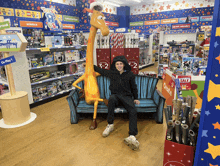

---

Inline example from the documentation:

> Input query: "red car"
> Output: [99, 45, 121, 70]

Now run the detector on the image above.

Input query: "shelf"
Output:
[26, 45, 87, 51]
[29, 59, 86, 70]
[0, 79, 8, 87]
[31, 72, 84, 86]
[34, 87, 75, 103]
[139, 63, 155, 69]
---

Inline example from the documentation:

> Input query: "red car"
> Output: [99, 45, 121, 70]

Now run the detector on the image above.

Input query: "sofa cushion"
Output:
[77, 98, 157, 112]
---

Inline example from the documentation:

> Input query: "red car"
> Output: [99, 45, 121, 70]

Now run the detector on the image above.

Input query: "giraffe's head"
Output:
[84, 6, 109, 36]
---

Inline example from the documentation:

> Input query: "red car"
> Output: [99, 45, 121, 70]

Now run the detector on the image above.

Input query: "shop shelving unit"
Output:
[26, 45, 87, 104]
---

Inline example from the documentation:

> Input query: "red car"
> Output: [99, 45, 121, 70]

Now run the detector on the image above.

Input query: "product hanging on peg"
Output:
[182, 124, 189, 145]
[189, 129, 197, 146]
[172, 99, 177, 117]
[175, 120, 182, 144]
[166, 120, 175, 141]
[189, 96, 197, 125]
[164, 107, 169, 127]
[176, 99, 183, 121]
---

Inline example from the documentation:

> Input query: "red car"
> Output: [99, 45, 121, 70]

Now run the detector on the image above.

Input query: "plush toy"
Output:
[72, 1, 109, 130]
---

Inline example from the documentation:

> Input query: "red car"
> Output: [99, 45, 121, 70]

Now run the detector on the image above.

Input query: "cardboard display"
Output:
[163, 139, 195, 166]
[96, 48, 111, 70]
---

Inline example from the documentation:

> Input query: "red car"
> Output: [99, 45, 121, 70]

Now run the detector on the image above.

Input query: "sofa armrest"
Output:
[66, 88, 80, 124]
[153, 89, 166, 124]
[153, 89, 164, 105]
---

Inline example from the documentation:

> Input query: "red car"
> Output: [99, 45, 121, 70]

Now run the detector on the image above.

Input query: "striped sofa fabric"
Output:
[67, 75, 166, 124]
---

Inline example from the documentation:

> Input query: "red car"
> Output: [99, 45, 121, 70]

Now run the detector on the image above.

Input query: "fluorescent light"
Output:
[133, 0, 141, 2]
[104, 1, 121, 7]
[154, 0, 171, 2]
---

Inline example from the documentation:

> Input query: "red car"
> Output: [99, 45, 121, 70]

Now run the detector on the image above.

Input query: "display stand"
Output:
[162, 69, 205, 109]
[0, 16, 36, 128]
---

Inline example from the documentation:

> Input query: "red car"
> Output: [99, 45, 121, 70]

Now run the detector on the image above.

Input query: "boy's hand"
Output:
[134, 100, 140, 105]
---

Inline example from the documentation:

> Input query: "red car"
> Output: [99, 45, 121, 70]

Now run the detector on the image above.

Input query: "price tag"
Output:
[40, 47, 50, 52]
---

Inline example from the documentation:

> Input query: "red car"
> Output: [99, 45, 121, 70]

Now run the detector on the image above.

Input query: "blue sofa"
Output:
[67, 75, 165, 124]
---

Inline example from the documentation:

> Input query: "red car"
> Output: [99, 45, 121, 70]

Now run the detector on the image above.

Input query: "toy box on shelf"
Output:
[152, 32, 160, 62]
[139, 35, 151, 67]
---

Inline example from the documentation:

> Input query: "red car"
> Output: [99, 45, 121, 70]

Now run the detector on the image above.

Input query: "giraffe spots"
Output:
[88, 38, 91, 43]
[84, 80, 87, 86]
[86, 91, 89, 96]
[93, 72, 96, 77]
[85, 74, 88, 78]
[92, 94, 96, 98]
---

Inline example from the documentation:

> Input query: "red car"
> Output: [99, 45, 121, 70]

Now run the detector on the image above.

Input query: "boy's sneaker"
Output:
[102, 124, 114, 137]
[124, 135, 139, 150]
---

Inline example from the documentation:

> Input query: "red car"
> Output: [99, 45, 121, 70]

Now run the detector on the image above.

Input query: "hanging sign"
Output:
[41, 6, 62, 31]
[161, 18, 178, 24]
[0, 7, 14, 16]
[0, 34, 27, 52]
[144, 20, 160, 25]
[130, 21, 144, 26]
[63, 15, 79, 23]
[20, 21, 43, 28]
[200, 15, 213, 22]
[0, 56, 16, 66]
[0, 21, 10, 30]
[172, 24, 191, 30]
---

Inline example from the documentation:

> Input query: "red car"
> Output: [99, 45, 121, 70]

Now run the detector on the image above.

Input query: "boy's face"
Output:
[115, 61, 124, 72]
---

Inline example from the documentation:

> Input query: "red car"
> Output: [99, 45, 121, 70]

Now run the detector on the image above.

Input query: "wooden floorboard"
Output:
[0, 62, 167, 166]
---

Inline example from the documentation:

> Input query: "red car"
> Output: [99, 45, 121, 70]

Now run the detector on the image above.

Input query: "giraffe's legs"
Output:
[72, 74, 85, 90]
[90, 100, 99, 130]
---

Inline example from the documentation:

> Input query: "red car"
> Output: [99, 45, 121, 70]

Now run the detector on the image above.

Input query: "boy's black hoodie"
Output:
[94, 56, 138, 100]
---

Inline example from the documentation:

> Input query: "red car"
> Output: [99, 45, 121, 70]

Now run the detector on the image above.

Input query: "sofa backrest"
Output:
[77, 75, 158, 99]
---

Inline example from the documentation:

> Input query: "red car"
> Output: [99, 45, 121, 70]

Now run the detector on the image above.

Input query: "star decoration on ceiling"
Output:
[209, 164, 218, 166]
[205, 110, 211, 116]
[175, 2, 179, 6]
[213, 122, 220, 130]
[202, 130, 208, 137]
[185, 3, 189, 7]
[214, 41, 219, 48]
[215, 104, 220, 110]
[215, 55, 220, 64]
[166, 4, 171, 9]
[204, 143, 220, 159]
[159, 6, 164, 11]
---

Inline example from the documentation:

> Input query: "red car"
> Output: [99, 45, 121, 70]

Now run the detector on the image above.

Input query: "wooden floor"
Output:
[0, 62, 167, 166]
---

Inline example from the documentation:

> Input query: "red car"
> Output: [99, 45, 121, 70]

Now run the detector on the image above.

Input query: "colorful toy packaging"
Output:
[30, 71, 50, 83]
[43, 54, 54, 66]
[54, 52, 65, 64]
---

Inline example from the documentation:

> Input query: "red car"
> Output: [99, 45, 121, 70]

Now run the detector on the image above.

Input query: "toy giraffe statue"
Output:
[72, 4, 109, 130]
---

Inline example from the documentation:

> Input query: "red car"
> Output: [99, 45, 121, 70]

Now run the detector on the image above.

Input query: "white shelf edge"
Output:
[31, 73, 83, 86]
[139, 63, 155, 69]
[33, 87, 75, 103]
[29, 59, 86, 70]
[26, 45, 87, 51]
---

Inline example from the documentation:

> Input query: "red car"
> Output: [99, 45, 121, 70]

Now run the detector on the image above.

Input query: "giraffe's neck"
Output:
[85, 26, 97, 73]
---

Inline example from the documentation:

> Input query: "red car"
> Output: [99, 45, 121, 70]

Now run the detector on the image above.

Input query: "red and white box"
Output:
[163, 139, 195, 166]
[178, 75, 191, 90]
[96, 49, 111, 70]
[124, 48, 139, 75]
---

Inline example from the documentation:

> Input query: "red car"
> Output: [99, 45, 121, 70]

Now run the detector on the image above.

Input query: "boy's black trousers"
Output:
[107, 94, 138, 136]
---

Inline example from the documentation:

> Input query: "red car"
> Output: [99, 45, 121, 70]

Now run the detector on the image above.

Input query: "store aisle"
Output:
[0, 62, 167, 166]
